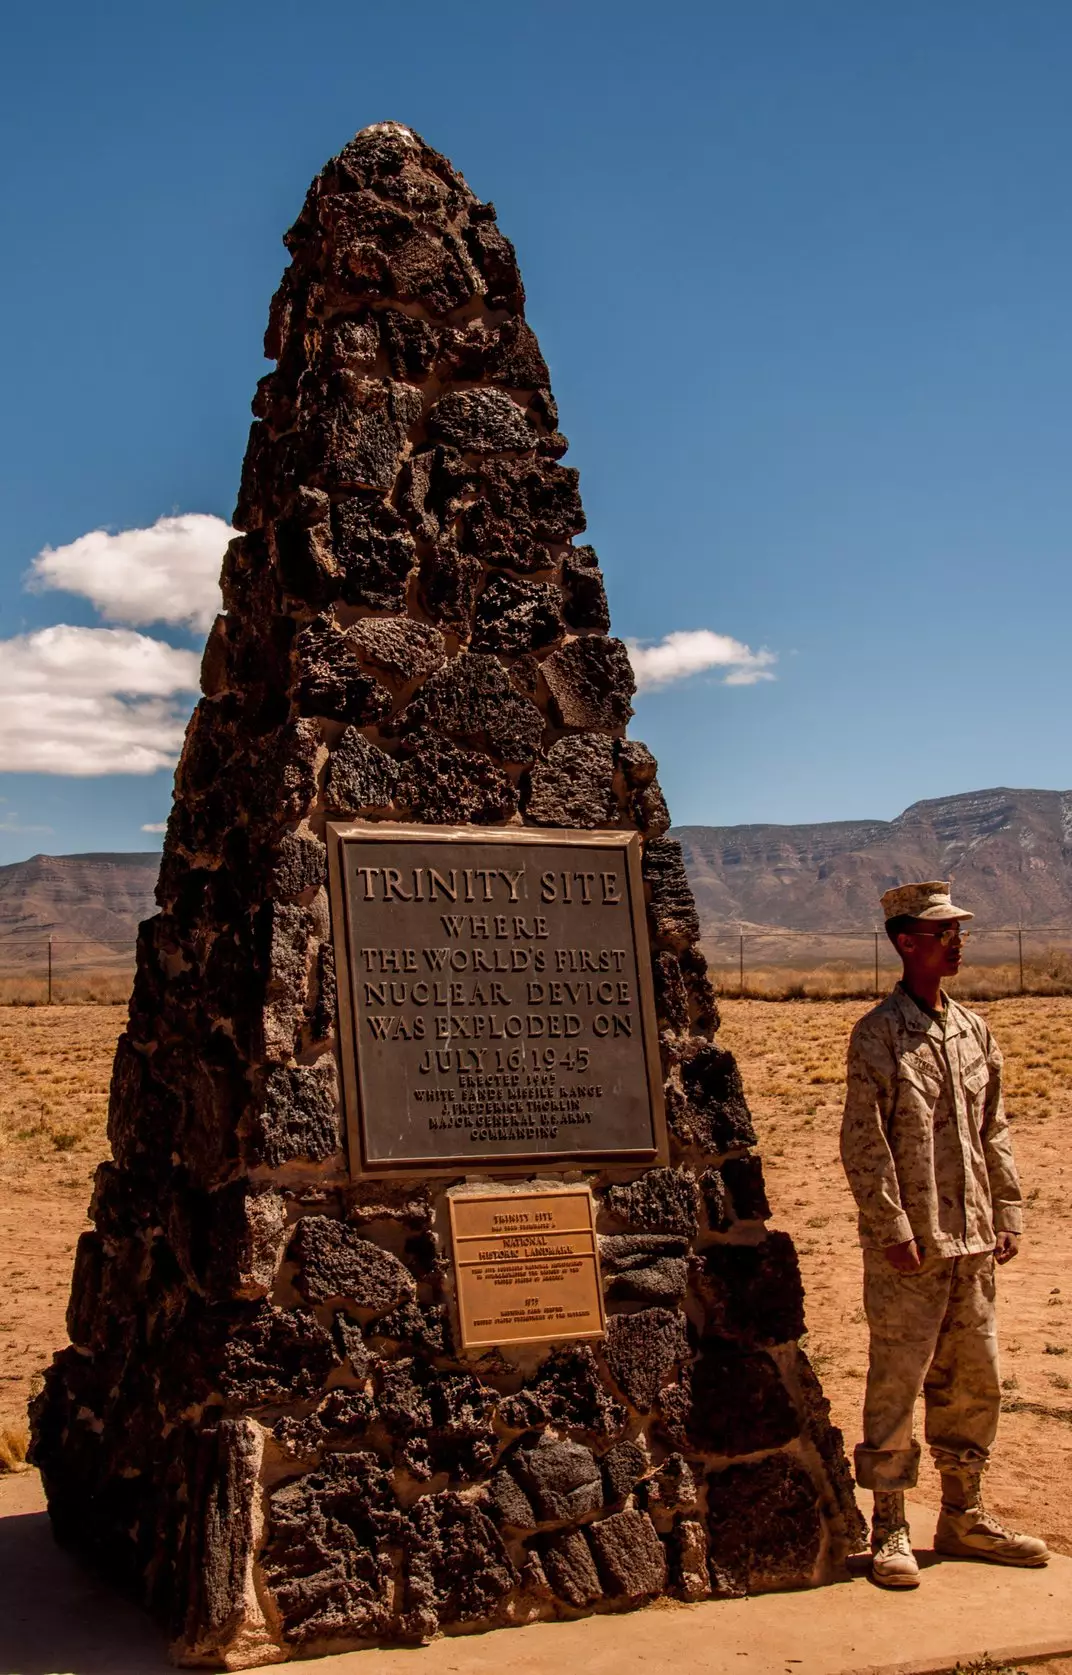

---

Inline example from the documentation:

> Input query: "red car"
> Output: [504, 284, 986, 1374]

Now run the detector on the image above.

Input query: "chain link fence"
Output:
[3, 926, 1072, 1005]
[702, 926, 1072, 1001]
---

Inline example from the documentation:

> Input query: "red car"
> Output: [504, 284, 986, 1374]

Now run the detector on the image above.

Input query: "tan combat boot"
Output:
[935, 1466, 1049, 1567]
[870, 1490, 921, 1588]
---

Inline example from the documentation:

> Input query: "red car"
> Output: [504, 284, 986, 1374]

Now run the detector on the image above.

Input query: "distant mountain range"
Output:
[1, 789, 1069, 968]
[0, 851, 159, 967]
[676, 788, 1072, 932]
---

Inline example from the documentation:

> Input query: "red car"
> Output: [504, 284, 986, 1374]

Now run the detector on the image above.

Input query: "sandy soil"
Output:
[0, 998, 1069, 1571]
[0, 1005, 123, 1438]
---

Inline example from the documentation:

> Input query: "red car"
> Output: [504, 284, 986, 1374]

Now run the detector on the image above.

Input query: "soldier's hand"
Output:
[883, 1237, 922, 1273]
[995, 1231, 1020, 1264]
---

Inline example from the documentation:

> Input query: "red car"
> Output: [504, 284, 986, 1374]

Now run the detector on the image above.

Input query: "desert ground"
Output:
[1, 996, 1070, 1568]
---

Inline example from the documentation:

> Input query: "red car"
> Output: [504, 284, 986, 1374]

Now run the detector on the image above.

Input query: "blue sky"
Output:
[1, 0, 1070, 864]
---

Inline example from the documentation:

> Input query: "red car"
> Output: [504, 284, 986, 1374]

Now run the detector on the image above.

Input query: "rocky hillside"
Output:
[675, 788, 1072, 932]
[4, 787, 1071, 964]
[0, 852, 159, 967]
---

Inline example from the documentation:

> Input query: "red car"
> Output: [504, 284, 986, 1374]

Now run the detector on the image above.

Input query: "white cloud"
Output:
[0, 626, 200, 776]
[28, 513, 232, 632]
[141, 822, 168, 833]
[626, 629, 777, 692]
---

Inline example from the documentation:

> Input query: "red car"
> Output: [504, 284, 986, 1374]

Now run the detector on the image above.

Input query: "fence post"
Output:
[739, 932, 744, 999]
[873, 928, 879, 999]
[47, 936, 53, 1006]
[1018, 924, 1024, 996]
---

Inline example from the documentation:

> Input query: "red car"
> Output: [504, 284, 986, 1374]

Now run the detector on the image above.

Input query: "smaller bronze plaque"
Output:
[449, 1187, 605, 1351]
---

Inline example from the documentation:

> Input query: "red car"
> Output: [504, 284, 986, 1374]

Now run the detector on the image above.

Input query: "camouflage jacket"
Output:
[840, 986, 1022, 1256]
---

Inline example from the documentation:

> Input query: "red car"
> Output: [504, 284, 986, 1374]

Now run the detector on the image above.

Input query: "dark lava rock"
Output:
[250, 1058, 341, 1167]
[274, 1388, 378, 1459]
[722, 1156, 771, 1222]
[700, 1234, 805, 1345]
[262, 1450, 402, 1645]
[601, 1439, 648, 1503]
[400, 445, 473, 542]
[541, 636, 635, 732]
[562, 552, 610, 632]
[438, 316, 549, 388]
[652, 951, 689, 1033]
[192, 1181, 286, 1301]
[794, 1350, 868, 1549]
[347, 617, 445, 687]
[330, 495, 416, 611]
[314, 379, 423, 494]
[404, 1493, 517, 1632]
[471, 574, 564, 655]
[181, 1419, 261, 1652]
[700, 1167, 729, 1231]
[679, 1046, 757, 1151]
[512, 1434, 603, 1521]
[706, 1454, 821, 1594]
[598, 1234, 690, 1271]
[669, 1516, 711, 1601]
[642, 838, 700, 946]
[371, 1298, 448, 1356]
[416, 544, 483, 634]
[399, 652, 543, 764]
[633, 779, 671, 836]
[428, 388, 533, 452]
[217, 1302, 338, 1405]
[659, 1341, 799, 1457]
[375, 1360, 496, 1477]
[331, 1311, 373, 1378]
[498, 1346, 625, 1438]
[380, 307, 440, 379]
[271, 832, 327, 898]
[397, 727, 518, 824]
[603, 1308, 689, 1412]
[289, 1218, 416, 1311]
[524, 733, 617, 827]
[486, 1470, 537, 1531]
[274, 511, 337, 606]
[326, 727, 399, 814]
[462, 457, 584, 569]
[679, 944, 720, 1035]
[639, 1454, 697, 1513]
[607, 1261, 687, 1306]
[617, 737, 658, 786]
[587, 1509, 667, 1599]
[311, 941, 337, 1040]
[603, 1167, 699, 1236]
[541, 1529, 602, 1608]
[295, 617, 393, 725]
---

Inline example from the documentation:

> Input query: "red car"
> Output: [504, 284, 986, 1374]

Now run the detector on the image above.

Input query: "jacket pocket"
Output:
[897, 1051, 943, 1101]
[962, 1057, 989, 1096]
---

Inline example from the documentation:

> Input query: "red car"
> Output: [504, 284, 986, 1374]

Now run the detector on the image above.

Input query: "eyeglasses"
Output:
[911, 926, 970, 945]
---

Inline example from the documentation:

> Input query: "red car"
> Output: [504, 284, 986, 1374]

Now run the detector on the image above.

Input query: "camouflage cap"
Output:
[880, 881, 974, 922]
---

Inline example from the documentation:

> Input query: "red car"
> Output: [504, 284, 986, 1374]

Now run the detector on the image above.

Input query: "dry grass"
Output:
[0, 1005, 124, 1429]
[705, 957, 1072, 1003]
[0, 1424, 28, 1472]
[719, 995, 1072, 1559]
[0, 970, 132, 1006]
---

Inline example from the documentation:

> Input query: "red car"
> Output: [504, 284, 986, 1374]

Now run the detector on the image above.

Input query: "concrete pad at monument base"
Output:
[3, 1472, 1071, 1675]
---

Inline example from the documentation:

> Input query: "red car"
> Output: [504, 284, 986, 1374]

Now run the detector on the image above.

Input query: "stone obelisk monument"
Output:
[32, 124, 863, 1668]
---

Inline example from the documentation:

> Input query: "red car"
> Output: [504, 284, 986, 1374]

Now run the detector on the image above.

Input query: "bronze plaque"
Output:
[327, 823, 666, 1175]
[449, 1186, 605, 1349]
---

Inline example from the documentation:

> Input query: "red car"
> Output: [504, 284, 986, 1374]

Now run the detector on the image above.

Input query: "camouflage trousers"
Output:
[854, 1249, 1000, 1491]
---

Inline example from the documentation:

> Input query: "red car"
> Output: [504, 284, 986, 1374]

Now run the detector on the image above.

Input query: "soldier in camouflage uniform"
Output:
[840, 882, 1049, 1588]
